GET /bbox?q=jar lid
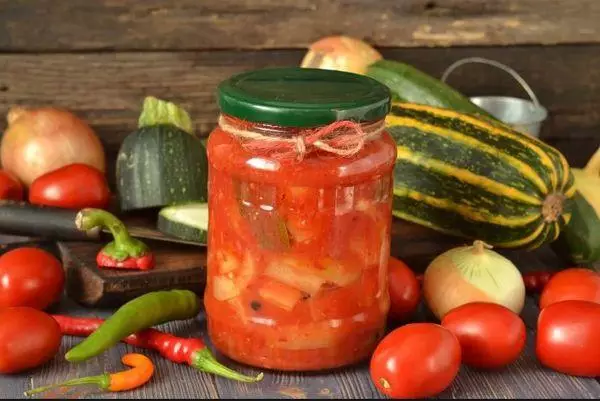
[217,67,391,128]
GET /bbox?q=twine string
[218,115,385,161]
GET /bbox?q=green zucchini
[116,97,208,211]
[552,191,600,264]
[387,102,575,250]
[158,202,209,243]
[366,59,493,118]
[301,36,492,118]
[552,152,600,264]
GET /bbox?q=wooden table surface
[1,236,599,400]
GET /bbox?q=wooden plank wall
[1,0,599,188]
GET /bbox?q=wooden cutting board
[61,240,207,308]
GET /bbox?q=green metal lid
[217,67,391,128]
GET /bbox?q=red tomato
[28,163,111,209]
[0,247,65,310]
[0,169,23,200]
[536,300,600,377]
[539,268,600,309]
[0,307,62,374]
[441,302,526,369]
[370,323,461,399]
[387,257,420,322]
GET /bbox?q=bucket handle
[440,57,541,107]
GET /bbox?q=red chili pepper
[522,271,555,293]
[52,315,263,383]
[75,208,155,271]
[96,252,154,271]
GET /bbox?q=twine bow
[218,116,385,161]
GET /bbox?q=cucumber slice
[157,202,209,243]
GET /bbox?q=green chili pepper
[65,289,200,363]
[76,208,155,270]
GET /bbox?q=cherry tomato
[0,307,62,374]
[0,247,65,310]
[536,300,600,377]
[522,273,539,293]
[387,257,421,322]
[29,163,111,209]
[441,302,526,369]
[537,271,553,289]
[0,169,23,200]
[523,271,555,293]
[539,268,600,309]
[370,323,461,399]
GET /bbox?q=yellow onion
[1,106,105,187]
[300,36,382,75]
[423,240,525,320]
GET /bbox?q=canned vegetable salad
[205,67,396,371]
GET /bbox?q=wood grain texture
[63,240,207,308]
[0,239,599,399]
[0,45,598,178]
[1,0,599,51]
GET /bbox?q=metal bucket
[441,57,548,138]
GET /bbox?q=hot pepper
[25,353,154,397]
[65,289,200,363]
[75,208,155,270]
[522,271,555,293]
[53,315,263,383]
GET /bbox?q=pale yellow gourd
[572,147,600,209]
[555,147,600,264]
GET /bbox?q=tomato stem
[190,348,264,383]
[379,377,391,390]
[76,208,149,261]
[24,373,110,396]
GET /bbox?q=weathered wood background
[0,0,599,189]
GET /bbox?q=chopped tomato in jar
[205,68,395,371]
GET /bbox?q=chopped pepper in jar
[205,68,396,371]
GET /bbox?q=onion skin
[300,36,383,75]
[423,241,526,320]
[1,107,105,187]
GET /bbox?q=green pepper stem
[190,348,264,383]
[137,96,194,134]
[24,373,111,396]
[76,208,149,261]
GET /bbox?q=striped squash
[387,102,576,250]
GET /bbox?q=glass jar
[205,68,396,371]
